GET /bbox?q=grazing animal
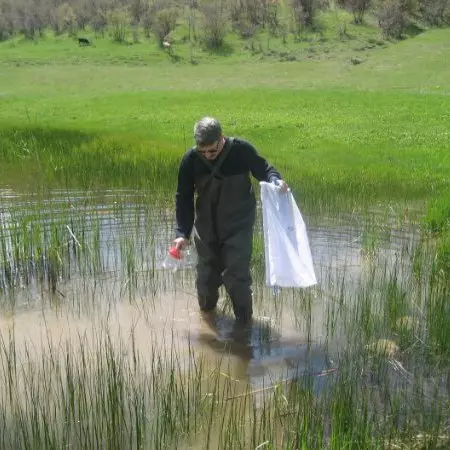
[162,40,175,59]
[78,37,91,46]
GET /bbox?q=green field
[1,25,449,210]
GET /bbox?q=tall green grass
[1,29,449,215]
[0,193,448,449]
[1,82,449,213]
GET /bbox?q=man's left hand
[277,180,289,193]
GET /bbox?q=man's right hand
[172,237,189,251]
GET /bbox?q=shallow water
[3,186,448,448]
[0,188,422,387]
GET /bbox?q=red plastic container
[168,246,182,260]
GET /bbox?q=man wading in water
[172,117,288,325]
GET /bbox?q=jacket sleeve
[245,141,282,183]
[175,151,195,239]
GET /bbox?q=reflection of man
[198,312,254,359]
[196,311,253,400]
[195,311,335,410]
[196,312,289,405]
[172,117,288,324]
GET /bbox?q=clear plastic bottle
[162,246,197,272]
[162,246,185,272]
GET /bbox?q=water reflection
[0,187,447,446]
[195,310,336,403]
[0,187,420,375]
[0,187,423,396]
[0,188,420,302]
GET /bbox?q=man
[173,117,288,324]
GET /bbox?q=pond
[0,187,447,448]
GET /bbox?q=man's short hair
[194,117,222,146]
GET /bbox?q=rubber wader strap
[192,137,234,250]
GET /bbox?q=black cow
[78,37,91,46]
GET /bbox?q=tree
[290,0,316,34]
[185,0,198,42]
[130,0,146,24]
[419,0,449,25]
[198,0,227,49]
[376,0,407,38]
[151,7,179,45]
[266,0,286,48]
[14,0,47,39]
[230,0,280,37]
[73,0,92,30]
[107,7,131,42]
[141,7,152,38]
[342,0,372,24]
[55,3,78,36]
[90,0,110,37]
[0,1,14,40]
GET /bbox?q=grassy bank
[1,87,448,213]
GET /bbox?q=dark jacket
[175,137,281,239]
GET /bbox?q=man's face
[197,139,221,161]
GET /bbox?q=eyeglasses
[197,140,220,156]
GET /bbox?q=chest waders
[193,138,256,322]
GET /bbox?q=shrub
[129,0,147,25]
[152,7,179,45]
[199,0,227,49]
[14,0,46,40]
[141,8,152,38]
[376,0,407,38]
[91,12,107,37]
[107,7,131,43]
[290,0,317,34]
[340,0,372,24]
[230,0,265,28]
[419,0,449,25]
[0,14,13,41]
[0,0,14,40]
[316,0,330,9]
[74,0,91,30]
[53,3,78,36]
